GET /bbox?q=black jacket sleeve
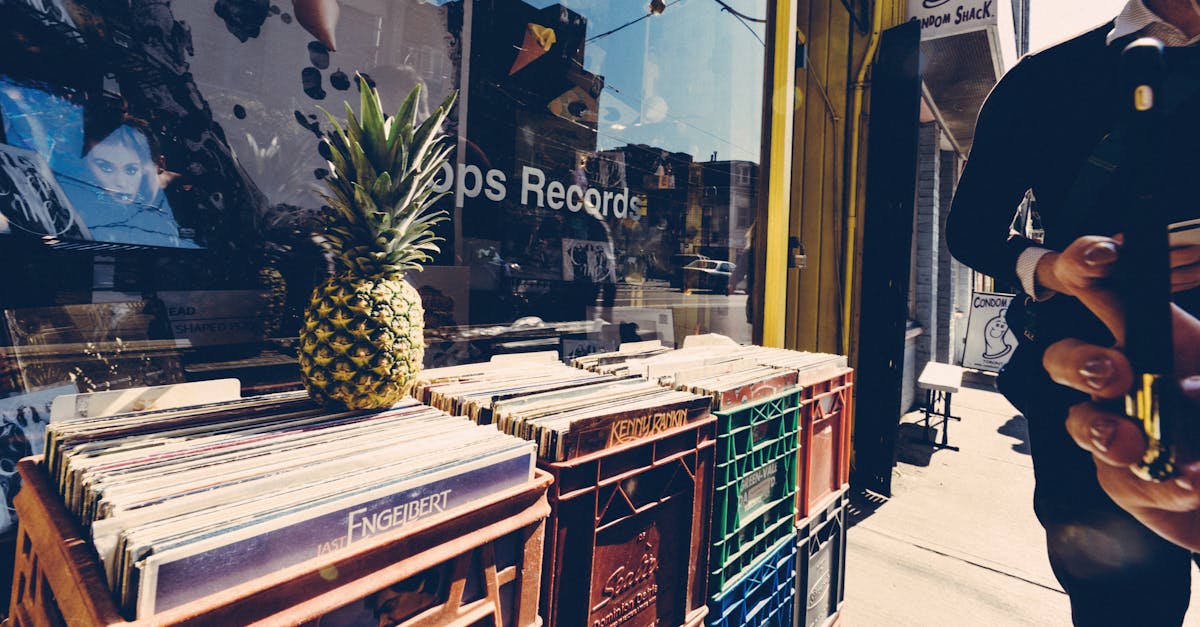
[946,57,1044,291]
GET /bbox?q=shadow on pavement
[997,414,1032,455]
[894,422,937,467]
[847,487,889,529]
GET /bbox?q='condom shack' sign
[962,291,1017,373]
[908,0,997,39]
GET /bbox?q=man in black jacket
[946,1,1200,624]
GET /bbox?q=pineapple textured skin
[298,74,455,409]
[299,273,424,408]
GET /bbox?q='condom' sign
[908,0,997,40]
[962,291,1017,372]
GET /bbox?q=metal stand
[920,388,960,451]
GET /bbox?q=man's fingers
[1065,236,1121,276]
[1121,506,1200,552]
[1169,246,1200,270]
[1170,258,1200,292]
[1074,285,1127,346]
[1065,402,1146,465]
[1172,279,1200,293]
[1058,236,1121,284]
[1048,236,1125,340]
[1044,339,1133,398]
[1095,462,1200,513]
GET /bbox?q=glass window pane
[0,0,768,397]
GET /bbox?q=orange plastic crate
[797,370,853,520]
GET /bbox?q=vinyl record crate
[5,457,552,627]
[708,389,799,596]
[539,416,716,627]
[797,369,853,520]
[706,533,796,627]
[795,487,848,627]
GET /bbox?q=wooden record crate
[6,457,551,627]
[797,369,853,521]
[540,416,716,627]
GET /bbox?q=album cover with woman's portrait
[0,143,90,240]
[0,76,202,249]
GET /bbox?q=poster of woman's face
[0,76,202,248]
[0,144,90,239]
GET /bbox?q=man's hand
[1042,236,1200,551]
[1169,245,1200,292]
[1037,236,1200,298]
[1044,334,1200,550]
[1035,236,1125,339]
[1036,236,1119,297]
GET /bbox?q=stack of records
[743,346,848,385]
[415,354,711,462]
[43,390,534,619]
[568,340,675,376]
[413,353,617,425]
[673,362,799,411]
[571,336,847,410]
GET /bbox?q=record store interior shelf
[6,457,552,627]
[540,417,716,627]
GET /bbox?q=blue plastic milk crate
[707,533,798,627]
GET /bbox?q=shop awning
[910,0,1019,155]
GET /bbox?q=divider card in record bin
[540,416,716,627]
[709,389,800,595]
[158,290,267,347]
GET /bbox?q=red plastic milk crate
[539,416,716,627]
[797,369,853,521]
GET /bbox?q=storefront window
[0,0,769,401]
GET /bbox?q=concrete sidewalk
[841,373,1200,626]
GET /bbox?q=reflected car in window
[669,253,709,288]
[682,259,735,294]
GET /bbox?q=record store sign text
[908,0,996,40]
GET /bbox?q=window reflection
[0,0,769,393]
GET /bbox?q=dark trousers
[1023,395,1200,626]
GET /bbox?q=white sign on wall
[908,0,998,40]
[962,291,1018,372]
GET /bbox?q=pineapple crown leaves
[317,75,458,276]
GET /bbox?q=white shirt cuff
[1016,247,1056,301]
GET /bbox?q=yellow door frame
[761,0,798,348]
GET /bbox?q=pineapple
[299,76,456,408]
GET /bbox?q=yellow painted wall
[783,0,908,362]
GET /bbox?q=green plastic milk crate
[709,389,800,595]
